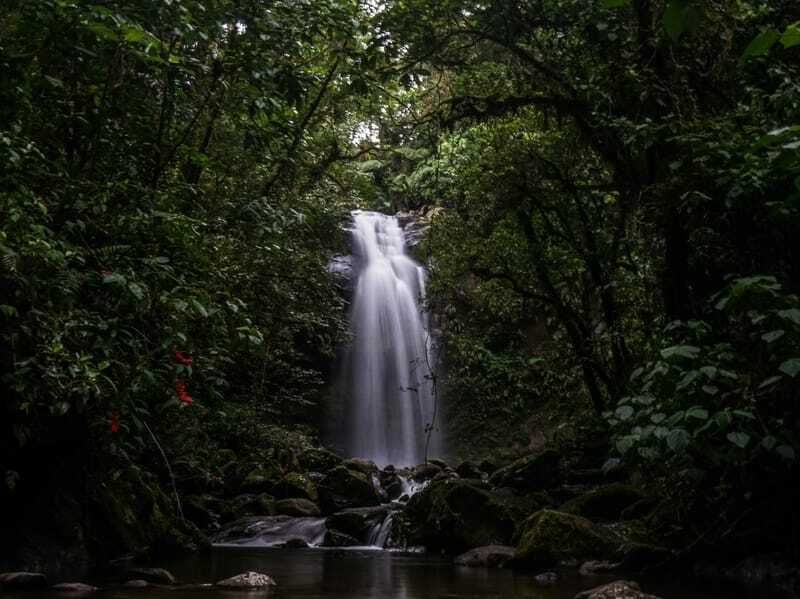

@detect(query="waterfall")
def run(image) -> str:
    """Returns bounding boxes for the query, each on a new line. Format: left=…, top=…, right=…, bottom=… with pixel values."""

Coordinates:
left=339, top=210, right=439, bottom=467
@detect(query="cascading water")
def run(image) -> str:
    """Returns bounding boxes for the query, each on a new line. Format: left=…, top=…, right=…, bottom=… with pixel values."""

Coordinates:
left=338, top=211, right=440, bottom=467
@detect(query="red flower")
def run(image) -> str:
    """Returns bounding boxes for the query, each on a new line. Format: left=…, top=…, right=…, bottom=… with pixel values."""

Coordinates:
left=171, top=345, right=193, bottom=365
left=175, top=378, right=193, bottom=404
left=109, top=410, right=120, bottom=433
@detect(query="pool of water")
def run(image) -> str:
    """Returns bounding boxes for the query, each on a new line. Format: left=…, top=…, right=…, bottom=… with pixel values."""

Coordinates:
left=1, top=547, right=739, bottom=599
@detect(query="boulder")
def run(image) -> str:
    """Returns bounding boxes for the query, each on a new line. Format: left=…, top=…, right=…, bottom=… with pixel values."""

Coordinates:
left=274, top=498, right=321, bottom=517
left=123, top=580, right=149, bottom=588
left=455, top=461, right=485, bottom=479
left=51, top=583, right=99, bottom=593
left=561, top=484, right=645, bottom=522
left=326, top=506, right=389, bottom=541
left=403, top=480, right=516, bottom=553
left=216, top=572, right=276, bottom=589
left=381, top=473, right=404, bottom=500
left=489, top=450, right=561, bottom=492
left=282, top=538, right=309, bottom=548
left=579, top=560, right=622, bottom=576
left=0, top=572, right=49, bottom=589
left=273, top=473, right=318, bottom=503
left=428, top=458, right=448, bottom=469
left=318, top=466, right=381, bottom=513
left=240, top=461, right=283, bottom=494
left=298, top=447, right=343, bottom=473
left=126, top=568, right=176, bottom=585
left=574, top=580, right=663, bottom=599
left=411, top=463, right=441, bottom=482
left=512, top=510, right=617, bottom=569
left=220, top=494, right=275, bottom=523
left=322, top=530, right=361, bottom=547
left=454, top=545, right=515, bottom=568
left=343, top=458, right=379, bottom=476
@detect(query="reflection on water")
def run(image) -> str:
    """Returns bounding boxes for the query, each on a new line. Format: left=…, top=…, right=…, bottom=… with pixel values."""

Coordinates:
left=1, top=548, right=733, bottom=599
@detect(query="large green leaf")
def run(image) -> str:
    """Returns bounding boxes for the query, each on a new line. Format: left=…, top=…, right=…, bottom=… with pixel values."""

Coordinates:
left=741, top=28, right=781, bottom=60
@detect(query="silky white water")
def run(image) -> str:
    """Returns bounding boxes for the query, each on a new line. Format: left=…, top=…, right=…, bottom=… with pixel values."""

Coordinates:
left=340, top=211, right=439, bottom=467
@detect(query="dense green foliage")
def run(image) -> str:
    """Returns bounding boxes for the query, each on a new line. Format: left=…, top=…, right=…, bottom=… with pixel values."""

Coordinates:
left=1, top=0, right=799, bottom=570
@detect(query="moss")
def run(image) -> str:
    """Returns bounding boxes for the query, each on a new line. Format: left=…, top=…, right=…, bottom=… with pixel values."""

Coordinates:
left=273, top=473, right=318, bottom=502
left=239, top=459, right=283, bottom=494
left=404, top=480, right=516, bottom=553
left=513, top=509, right=616, bottom=568
left=560, top=484, right=645, bottom=522
left=298, top=447, right=343, bottom=473
left=318, top=466, right=379, bottom=513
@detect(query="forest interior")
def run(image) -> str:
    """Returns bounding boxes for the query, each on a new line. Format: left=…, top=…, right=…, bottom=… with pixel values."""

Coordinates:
left=1, top=1, right=799, bottom=598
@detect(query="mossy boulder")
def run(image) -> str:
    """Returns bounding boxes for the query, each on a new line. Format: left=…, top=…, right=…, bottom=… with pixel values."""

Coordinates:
left=512, top=509, right=617, bottom=569
left=488, top=450, right=561, bottom=492
left=343, top=458, right=379, bottom=476
left=273, top=473, right=318, bottom=503
left=403, top=480, right=516, bottom=553
left=239, top=461, right=283, bottom=494
left=274, top=498, right=321, bottom=517
left=219, top=494, right=275, bottom=523
left=318, top=466, right=381, bottom=513
left=561, top=484, right=646, bottom=522
left=326, top=506, right=391, bottom=542
left=298, top=448, right=343, bottom=473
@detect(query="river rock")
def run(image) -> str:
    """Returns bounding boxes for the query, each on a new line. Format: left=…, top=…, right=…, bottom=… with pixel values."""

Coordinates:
left=327, top=505, right=389, bottom=541
left=274, top=498, right=321, bottom=517
left=123, top=580, right=149, bottom=588
left=381, top=472, right=404, bottom=500
left=220, top=494, right=276, bottom=523
left=489, top=450, right=561, bottom=492
left=273, top=473, right=318, bottom=503
left=240, top=461, right=283, bottom=494
left=0, top=572, right=49, bottom=589
left=411, top=462, right=441, bottom=482
left=454, top=545, right=516, bottom=568
left=216, top=572, right=276, bottom=589
left=534, top=572, right=559, bottom=586
left=561, top=484, right=645, bottom=522
left=51, top=583, right=99, bottom=593
left=512, top=509, right=617, bottom=569
left=318, top=465, right=381, bottom=513
left=323, top=530, right=360, bottom=547
left=126, top=567, right=176, bottom=585
left=574, top=580, right=663, bottom=599
left=343, top=458, right=379, bottom=476
left=404, top=479, right=516, bottom=553
left=282, top=538, right=309, bottom=548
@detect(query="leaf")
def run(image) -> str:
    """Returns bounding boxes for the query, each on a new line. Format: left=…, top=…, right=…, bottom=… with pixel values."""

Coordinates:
left=779, top=358, right=800, bottom=378
left=762, top=330, right=785, bottom=343
left=615, top=405, right=635, bottom=421
left=660, top=345, right=700, bottom=360
left=666, top=428, right=690, bottom=452
left=761, top=436, right=777, bottom=450
left=685, top=407, right=709, bottom=420
left=732, top=409, right=756, bottom=420
left=616, top=435, right=636, bottom=455
left=701, top=385, right=719, bottom=395
left=777, top=309, right=800, bottom=326
left=780, top=23, right=800, bottom=49
left=776, top=445, right=796, bottom=461
left=715, top=411, right=732, bottom=429
left=759, top=375, right=783, bottom=389
left=663, top=0, right=698, bottom=41
left=601, top=0, right=630, bottom=7
left=727, top=431, right=750, bottom=449
left=741, top=28, right=781, bottom=60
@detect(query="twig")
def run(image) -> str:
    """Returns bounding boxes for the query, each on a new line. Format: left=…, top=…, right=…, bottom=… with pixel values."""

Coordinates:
left=143, top=421, right=184, bottom=522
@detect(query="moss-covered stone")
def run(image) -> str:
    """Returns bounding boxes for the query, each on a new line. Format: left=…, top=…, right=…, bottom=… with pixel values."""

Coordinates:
left=488, top=450, right=561, bottom=492
left=220, top=494, right=275, bottom=523
left=343, top=458, right=379, bottom=476
left=403, top=480, right=516, bottom=553
left=512, top=509, right=616, bottom=568
left=239, top=460, right=283, bottom=494
left=298, top=447, right=343, bottom=473
left=318, top=466, right=380, bottom=513
left=560, top=484, right=645, bottom=522
left=274, top=498, right=321, bottom=517
left=273, top=473, right=318, bottom=503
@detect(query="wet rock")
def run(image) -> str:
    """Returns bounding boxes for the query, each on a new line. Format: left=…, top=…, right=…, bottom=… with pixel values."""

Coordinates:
left=398, top=494, right=410, bottom=502
left=323, top=530, right=361, bottom=547
left=127, top=567, right=176, bottom=585
left=428, top=458, right=448, bottom=469
left=411, top=462, right=442, bottom=482
left=533, top=572, right=559, bottom=586
left=561, top=484, right=645, bottom=522
left=512, top=509, right=617, bottom=569
left=579, top=560, right=622, bottom=576
left=326, top=506, right=389, bottom=541
left=51, top=583, right=99, bottom=593
left=273, top=473, right=318, bottom=503
left=0, top=572, right=49, bottom=589
left=343, top=458, right=379, bottom=476
left=574, top=580, right=663, bottom=599
left=318, top=466, right=381, bottom=513
left=489, top=450, right=561, bottom=492
left=454, top=545, right=516, bottom=568
left=381, top=473, right=404, bottom=500
left=123, top=580, right=149, bottom=588
left=274, top=498, right=321, bottom=517
left=298, top=447, right=343, bottom=473
left=455, top=461, right=485, bottom=479
left=216, top=572, right=276, bottom=589
left=404, top=479, right=516, bottom=553
left=282, top=538, right=309, bottom=548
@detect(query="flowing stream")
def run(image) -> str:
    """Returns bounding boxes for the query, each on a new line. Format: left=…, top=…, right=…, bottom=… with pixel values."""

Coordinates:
left=338, top=211, right=439, bottom=467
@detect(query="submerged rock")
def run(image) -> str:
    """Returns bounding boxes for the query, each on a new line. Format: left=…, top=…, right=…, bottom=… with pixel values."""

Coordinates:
left=489, top=450, right=561, bottom=492
left=579, top=560, right=622, bottom=576
left=216, top=572, right=276, bottom=589
left=512, top=509, right=616, bottom=569
left=403, top=479, right=516, bottom=553
left=126, top=567, right=176, bottom=585
left=51, top=583, right=99, bottom=593
left=574, top=580, right=663, bottom=599
left=123, top=580, right=149, bottom=588
left=454, top=545, right=516, bottom=568
left=0, top=572, right=49, bottom=589
left=533, top=572, right=559, bottom=586
left=274, top=498, right=321, bottom=517
left=561, top=484, right=645, bottom=522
